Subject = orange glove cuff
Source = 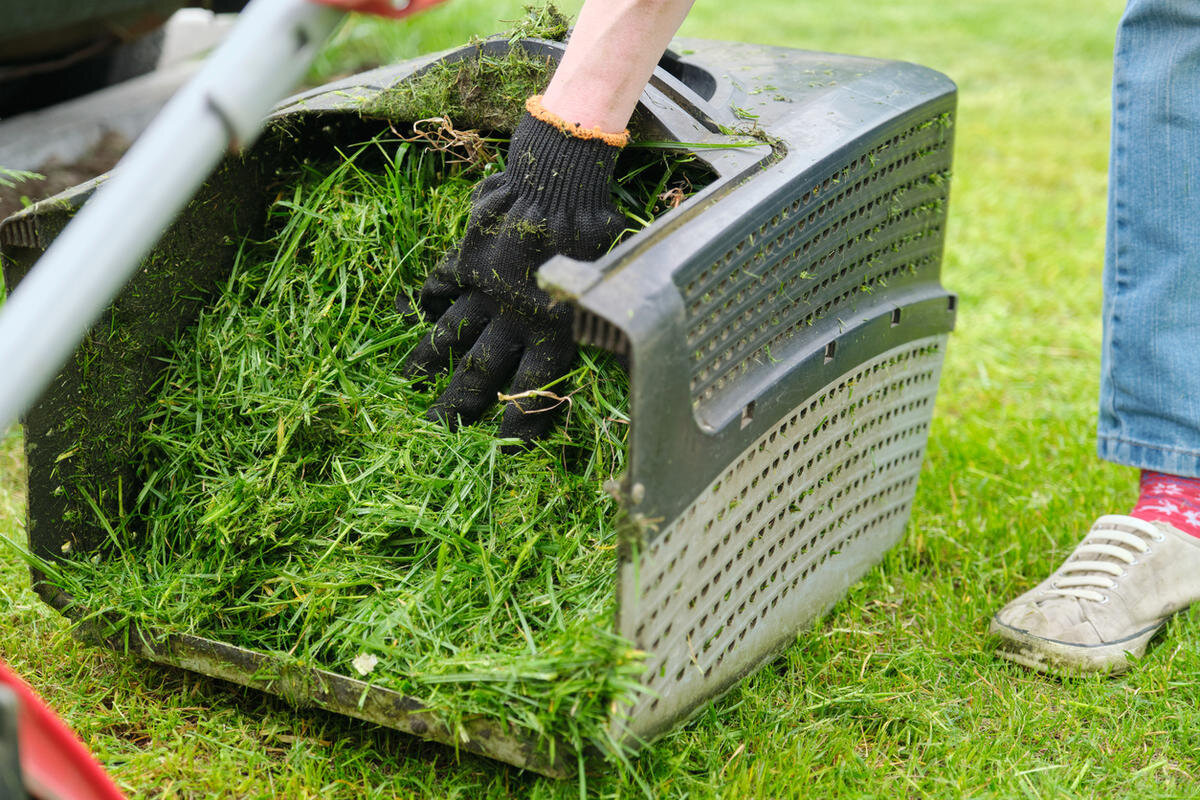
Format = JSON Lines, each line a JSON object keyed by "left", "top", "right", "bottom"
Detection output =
{"left": 525, "top": 95, "right": 631, "bottom": 148}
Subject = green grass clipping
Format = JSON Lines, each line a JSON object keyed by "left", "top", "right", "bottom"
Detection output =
{"left": 49, "top": 132, "right": 708, "bottom": 759}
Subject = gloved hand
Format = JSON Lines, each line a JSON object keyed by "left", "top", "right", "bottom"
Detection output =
{"left": 404, "top": 96, "right": 628, "bottom": 443}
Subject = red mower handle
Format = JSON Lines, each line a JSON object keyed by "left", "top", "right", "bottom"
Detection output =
{"left": 308, "top": 0, "right": 450, "bottom": 18}
{"left": 0, "top": 660, "right": 124, "bottom": 800}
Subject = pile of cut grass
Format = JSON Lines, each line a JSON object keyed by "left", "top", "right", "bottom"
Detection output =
{"left": 44, "top": 134, "right": 708, "bottom": 759}
{"left": 362, "top": 5, "right": 569, "bottom": 133}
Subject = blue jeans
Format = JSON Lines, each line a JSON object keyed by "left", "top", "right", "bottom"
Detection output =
{"left": 1098, "top": 0, "right": 1200, "bottom": 478}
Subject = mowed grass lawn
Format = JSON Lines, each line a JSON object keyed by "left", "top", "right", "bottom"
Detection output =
{"left": 6, "top": 0, "right": 1194, "bottom": 797}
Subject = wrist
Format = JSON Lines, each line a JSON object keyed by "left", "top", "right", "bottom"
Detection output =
{"left": 525, "top": 95, "right": 630, "bottom": 148}
{"left": 506, "top": 103, "right": 624, "bottom": 210}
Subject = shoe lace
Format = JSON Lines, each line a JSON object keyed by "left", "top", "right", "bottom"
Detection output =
{"left": 1045, "top": 515, "right": 1166, "bottom": 603}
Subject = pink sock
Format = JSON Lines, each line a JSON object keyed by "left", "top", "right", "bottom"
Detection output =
{"left": 1130, "top": 470, "right": 1200, "bottom": 538}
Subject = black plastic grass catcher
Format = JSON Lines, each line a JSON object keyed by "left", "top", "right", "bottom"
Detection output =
{"left": 0, "top": 37, "right": 956, "bottom": 777}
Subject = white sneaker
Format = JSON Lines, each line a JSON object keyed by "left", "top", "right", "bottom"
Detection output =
{"left": 990, "top": 515, "right": 1200, "bottom": 675}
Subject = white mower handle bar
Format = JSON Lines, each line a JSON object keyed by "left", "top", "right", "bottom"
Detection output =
{"left": 0, "top": 0, "right": 345, "bottom": 430}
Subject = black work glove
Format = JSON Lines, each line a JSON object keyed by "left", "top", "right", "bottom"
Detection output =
{"left": 404, "top": 104, "right": 627, "bottom": 443}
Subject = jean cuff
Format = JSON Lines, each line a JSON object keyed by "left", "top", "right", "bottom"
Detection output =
{"left": 1097, "top": 435, "right": 1200, "bottom": 479}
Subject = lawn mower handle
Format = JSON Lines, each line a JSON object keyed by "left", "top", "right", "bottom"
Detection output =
{"left": 0, "top": 0, "right": 442, "bottom": 431}
{"left": 0, "top": 659, "right": 125, "bottom": 800}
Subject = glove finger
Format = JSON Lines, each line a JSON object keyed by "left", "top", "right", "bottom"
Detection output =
{"left": 498, "top": 338, "right": 578, "bottom": 444}
{"left": 417, "top": 272, "right": 461, "bottom": 318}
{"left": 403, "top": 292, "right": 491, "bottom": 380}
{"left": 426, "top": 321, "right": 523, "bottom": 430}
{"left": 393, "top": 291, "right": 422, "bottom": 324}
{"left": 417, "top": 251, "right": 464, "bottom": 317}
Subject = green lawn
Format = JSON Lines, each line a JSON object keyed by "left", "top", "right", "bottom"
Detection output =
{"left": 7, "top": 0, "right": 1196, "bottom": 797}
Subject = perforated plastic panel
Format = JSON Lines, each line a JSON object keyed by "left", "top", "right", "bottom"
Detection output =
{"left": 616, "top": 335, "right": 946, "bottom": 740}
{"left": 681, "top": 118, "right": 951, "bottom": 408}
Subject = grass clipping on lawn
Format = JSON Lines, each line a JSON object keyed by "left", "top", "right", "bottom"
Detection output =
{"left": 49, "top": 135, "right": 706, "bottom": 757}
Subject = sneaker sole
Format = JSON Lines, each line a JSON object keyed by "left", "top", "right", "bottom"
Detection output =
{"left": 989, "top": 615, "right": 1164, "bottom": 676}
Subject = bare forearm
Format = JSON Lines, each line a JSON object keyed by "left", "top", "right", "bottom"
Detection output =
{"left": 540, "top": 0, "right": 695, "bottom": 133}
